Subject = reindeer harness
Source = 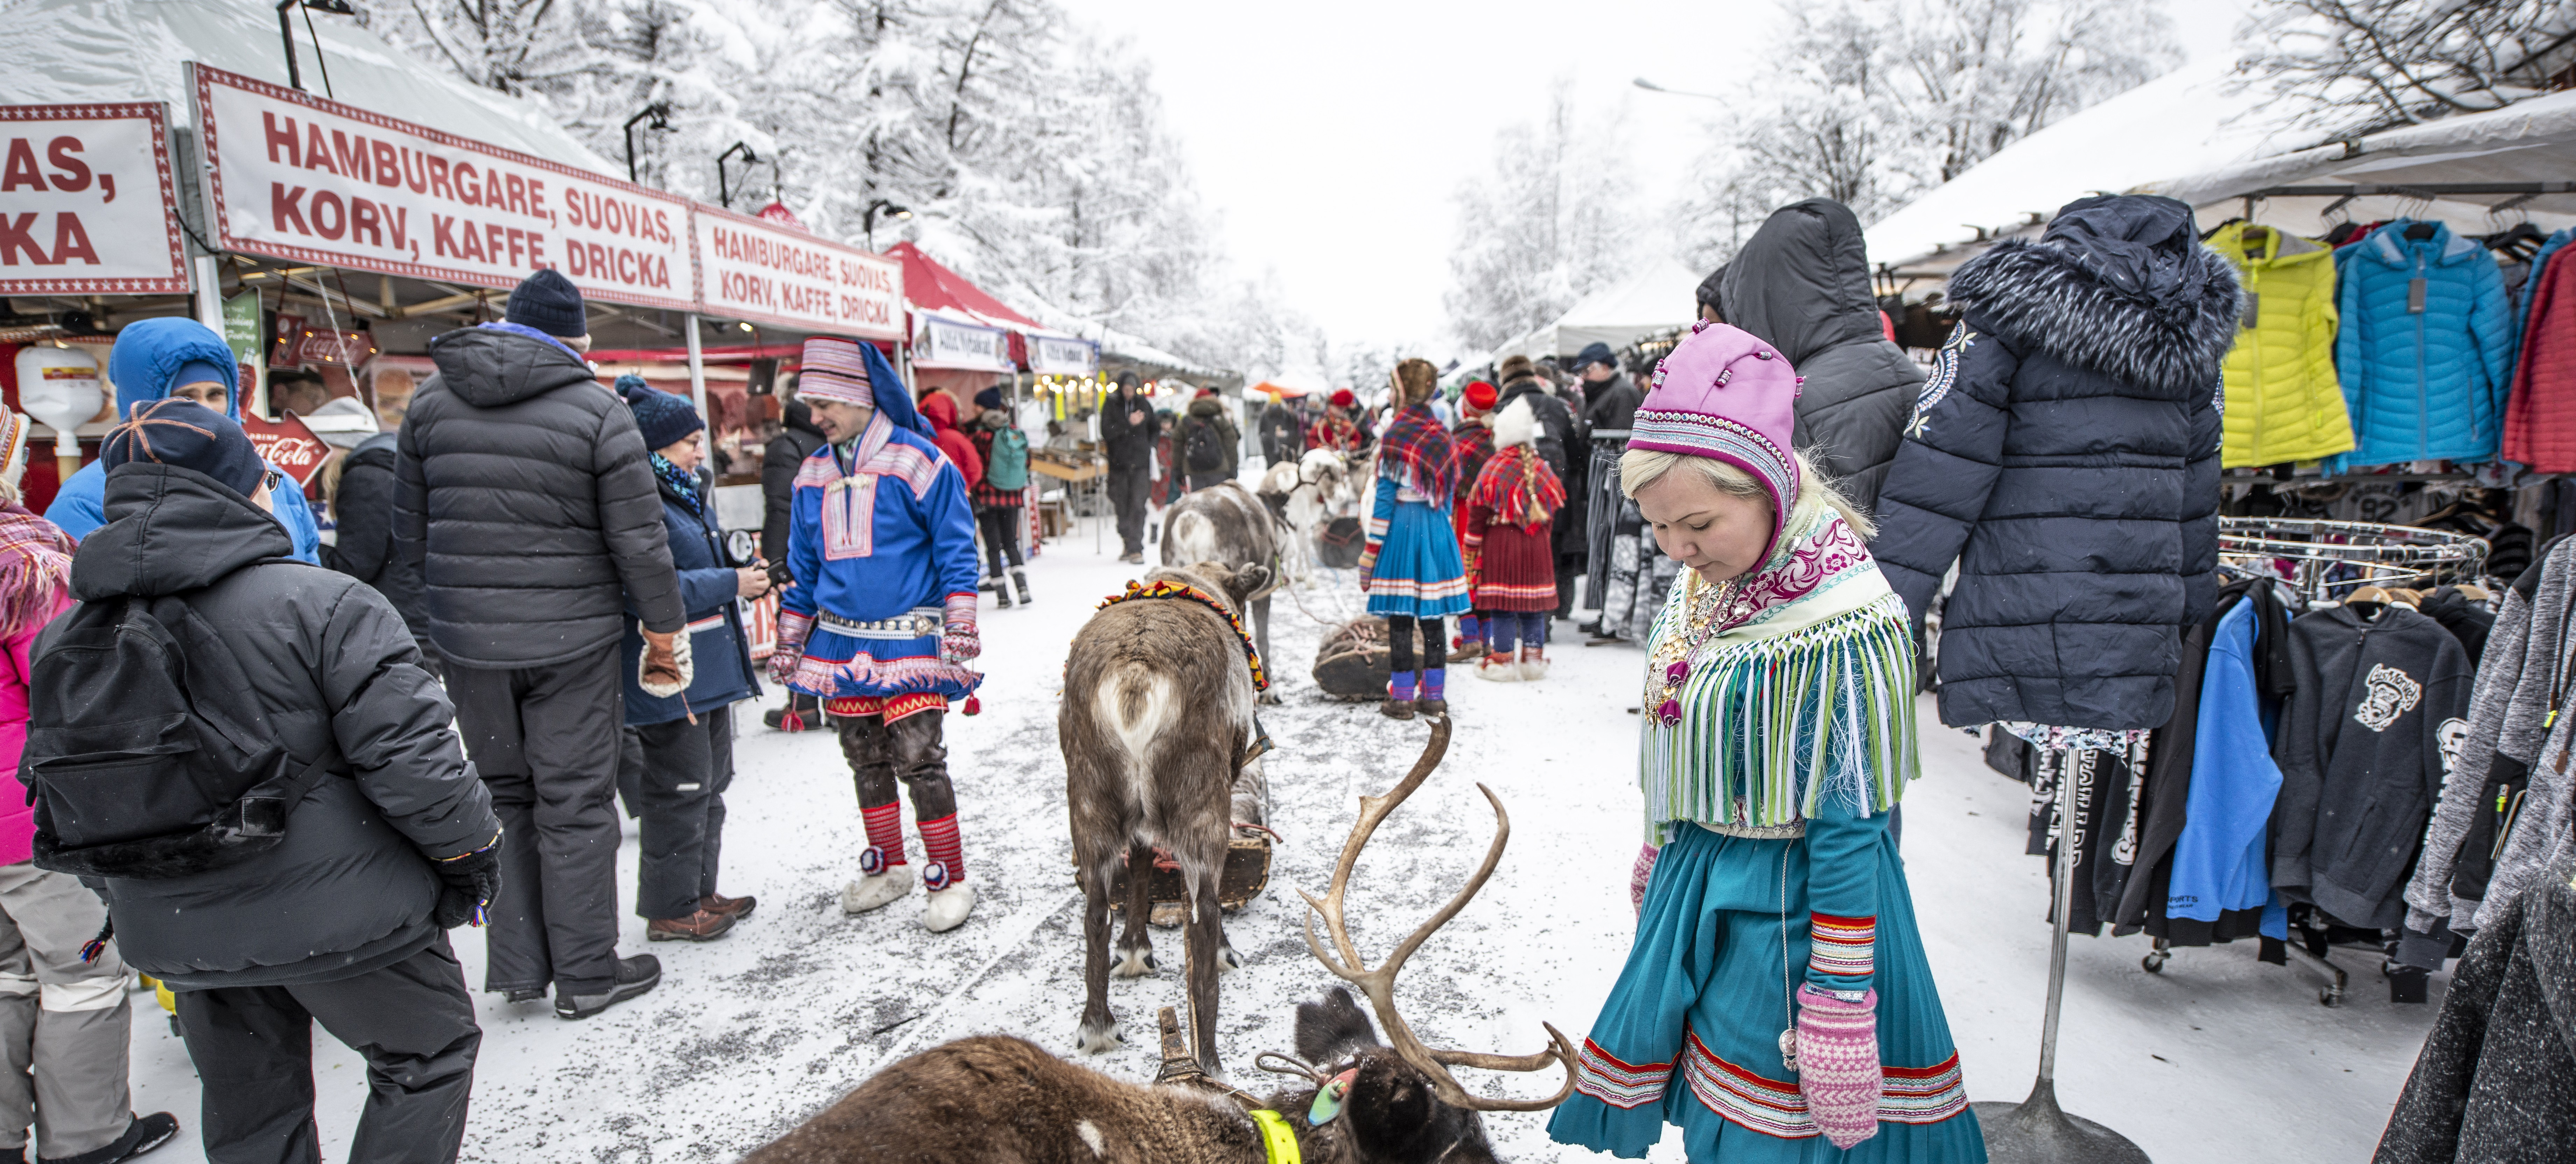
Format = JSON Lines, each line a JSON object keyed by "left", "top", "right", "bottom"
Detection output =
{"left": 1093, "top": 580, "right": 1269, "bottom": 692}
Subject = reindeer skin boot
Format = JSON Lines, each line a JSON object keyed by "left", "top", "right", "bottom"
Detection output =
{"left": 1380, "top": 670, "right": 1417, "bottom": 720}
{"left": 1519, "top": 644, "right": 1551, "bottom": 681}
{"left": 1415, "top": 668, "right": 1448, "bottom": 717}
{"left": 841, "top": 843, "right": 913, "bottom": 914}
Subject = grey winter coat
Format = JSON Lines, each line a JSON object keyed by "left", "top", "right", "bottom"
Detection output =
{"left": 2375, "top": 849, "right": 2576, "bottom": 1164}
{"left": 394, "top": 326, "right": 684, "bottom": 668}
{"left": 1874, "top": 195, "right": 2236, "bottom": 732}
{"left": 323, "top": 431, "right": 428, "bottom": 642}
{"left": 1719, "top": 199, "right": 1918, "bottom": 514}
{"left": 2270, "top": 605, "right": 2472, "bottom": 929}
{"left": 59, "top": 463, "right": 498, "bottom": 988}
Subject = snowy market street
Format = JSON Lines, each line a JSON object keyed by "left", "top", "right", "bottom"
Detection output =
{"left": 123, "top": 536, "right": 2444, "bottom": 1164}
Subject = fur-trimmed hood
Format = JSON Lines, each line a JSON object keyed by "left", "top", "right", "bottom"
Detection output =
{"left": 1945, "top": 195, "right": 2241, "bottom": 395}
{"left": 1492, "top": 396, "right": 1537, "bottom": 450}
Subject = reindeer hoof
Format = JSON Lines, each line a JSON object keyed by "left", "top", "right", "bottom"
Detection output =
{"left": 1258, "top": 689, "right": 1283, "bottom": 706}
{"left": 1217, "top": 946, "right": 1244, "bottom": 974}
{"left": 1075, "top": 1020, "right": 1123, "bottom": 1054}
{"left": 1112, "top": 947, "right": 1157, "bottom": 978}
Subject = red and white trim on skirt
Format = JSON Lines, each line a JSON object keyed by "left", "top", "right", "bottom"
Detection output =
{"left": 824, "top": 692, "right": 949, "bottom": 722}
{"left": 1677, "top": 1026, "right": 1967, "bottom": 1137}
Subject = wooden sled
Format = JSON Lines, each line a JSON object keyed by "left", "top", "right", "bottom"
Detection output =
{"left": 1311, "top": 615, "right": 1431, "bottom": 700}
{"left": 1104, "top": 829, "right": 1277, "bottom": 926}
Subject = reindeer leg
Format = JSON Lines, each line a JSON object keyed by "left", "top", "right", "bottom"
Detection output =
{"left": 1186, "top": 852, "right": 1226, "bottom": 1077}
{"left": 1253, "top": 595, "right": 1280, "bottom": 706}
{"left": 1075, "top": 855, "right": 1120, "bottom": 1054}
{"left": 1113, "top": 840, "right": 1158, "bottom": 977}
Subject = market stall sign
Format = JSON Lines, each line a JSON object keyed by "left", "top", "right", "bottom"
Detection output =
{"left": 692, "top": 203, "right": 902, "bottom": 339}
{"left": 0, "top": 103, "right": 186, "bottom": 295}
{"left": 915, "top": 312, "right": 1011, "bottom": 372}
{"left": 241, "top": 411, "right": 329, "bottom": 486}
{"left": 1029, "top": 334, "right": 1098, "bottom": 376}
{"left": 189, "top": 64, "right": 694, "bottom": 313}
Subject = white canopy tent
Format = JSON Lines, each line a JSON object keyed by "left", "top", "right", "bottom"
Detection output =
{"left": 1863, "top": 57, "right": 2319, "bottom": 279}
{"left": 2138, "top": 89, "right": 2576, "bottom": 239}
{"left": 0, "top": 0, "right": 618, "bottom": 174}
{"left": 1491, "top": 259, "right": 1703, "bottom": 361}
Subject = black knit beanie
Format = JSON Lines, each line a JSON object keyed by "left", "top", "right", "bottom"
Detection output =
{"left": 506, "top": 268, "right": 588, "bottom": 338}
{"left": 618, "top": 375, "right": 704, "bottom": 451}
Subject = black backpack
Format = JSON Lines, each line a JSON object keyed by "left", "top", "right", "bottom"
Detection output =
{"left": 1186, "top": 416, "right": 1226, "bottom": 473}
{"left": 24, "top": 580, "right": 330, "bottom": 879}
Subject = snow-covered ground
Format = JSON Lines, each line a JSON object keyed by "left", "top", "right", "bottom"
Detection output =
{"left": 128, "top": 514, "right": 2446, "bottom": 1163}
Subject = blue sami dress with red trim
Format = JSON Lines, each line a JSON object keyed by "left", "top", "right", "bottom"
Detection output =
{"left": 781, "top": 410, "right": 983, "bottom": 707}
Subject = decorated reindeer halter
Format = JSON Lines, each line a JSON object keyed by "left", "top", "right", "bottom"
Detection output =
{"left": 1095, "top": 579, "right": 1269, "bottom": 692}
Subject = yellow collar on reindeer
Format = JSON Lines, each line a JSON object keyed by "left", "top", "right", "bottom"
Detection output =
{"left": 1094, "top": 579, "right": 1269, "bottom": 691}
{"left": 1248, "top": 1109, "right": 1302, "bottom": 1164}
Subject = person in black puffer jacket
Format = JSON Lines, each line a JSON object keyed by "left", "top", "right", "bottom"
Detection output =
{"left": 1720, "top": 198, "right": 1919, "bottom": 516}
{"left": 394, "top": 270, "right": 681, "bottom": 1016}
{"left": 759, "top": 392, "right": 827, "bottom": 732}
{"left": 48, "top": 401, "right": 499, "bottom": 1163}
{"left": 326, "top": 430, "right": 435, "bottom": 672}
{"left": 1874, "top": 194, "right": 2236, "bottom": 732}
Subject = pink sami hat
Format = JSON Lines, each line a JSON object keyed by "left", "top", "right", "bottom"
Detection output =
{"left": 798, "top": 337, "right": 875, "bottom": 408}
{"left": 1628, "top": 320, "right": 1803, "bottom": 560}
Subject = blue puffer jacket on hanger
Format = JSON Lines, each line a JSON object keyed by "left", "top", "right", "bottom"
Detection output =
{"left": 2328, "top": 220, "right": 2518, "bottom": 470}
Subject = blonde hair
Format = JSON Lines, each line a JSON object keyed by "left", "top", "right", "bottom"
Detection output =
{"left": 1617, "top": 447, "right": 1876, "bottom": 540}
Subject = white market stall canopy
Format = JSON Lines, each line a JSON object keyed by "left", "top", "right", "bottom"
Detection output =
{"left": 1864, "top": 57, "right": 2323, "bottom": 278}
{"left": 0, "top": 0, "right": 617, "bottom": 174}
{"left": 2139, "top": 88, "right": 2576, "bottom": 240}
{"left": 1493, "top": 258, "right": 1701, "bottom": 361}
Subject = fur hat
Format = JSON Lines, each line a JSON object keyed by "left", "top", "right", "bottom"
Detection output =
{"left": 1629, "top": 320, "right": 1802, "bottom": 559}
{"left": 1497, "top": 353, "right": 1536, "bottom": 383}
{"left": 1492, "top": 396, "right": 1537, "bottom": 450}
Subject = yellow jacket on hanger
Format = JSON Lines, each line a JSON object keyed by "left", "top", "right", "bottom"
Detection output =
{"left": 2211, "top": 222, "right": 2353, "bottom": 467}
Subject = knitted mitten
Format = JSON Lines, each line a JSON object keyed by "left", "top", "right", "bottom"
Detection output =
{"left": 1793, "top": 985, "right": 1880, "bottom": 1149}
{"left": 1629, "top": 843, "right": 1659, "bottom": 914}
{"left": 941, "top": 593, "right": 981, "bottom": 662}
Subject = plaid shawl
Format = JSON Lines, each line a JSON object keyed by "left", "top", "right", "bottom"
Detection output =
{"left": 1468, "top": 445, "right": 1565, "bottom": 533}
{"left": 0, "top": 504, "right": 73, "bottom": 640}
{"left": 1376, "top": 403, "right": 1457, "bottom": 500}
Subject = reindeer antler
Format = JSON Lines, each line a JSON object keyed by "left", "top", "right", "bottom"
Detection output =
{"left": 1298, "top": 717, "right": 1579, "bottom": 1113}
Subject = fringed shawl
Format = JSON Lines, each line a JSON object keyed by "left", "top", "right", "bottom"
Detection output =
{"left": 0, "top": 505, "right": 73, "bottom": 641}
{"left": 1638, "top": 499, "right": 1919, "bottom": 839}
{"left": 1468, "top": 445, "right": 1565, "bottom": 533}
{"left": 1376, "top": 403, "right": 1457, "bottom": 499}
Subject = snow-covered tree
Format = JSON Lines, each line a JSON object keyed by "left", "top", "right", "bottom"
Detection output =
{"left": 1442, "top": 83, "right": 1648, "bottom": 353}
{"left": 2236, "top": 0, "right": 2576, "bottom": 136}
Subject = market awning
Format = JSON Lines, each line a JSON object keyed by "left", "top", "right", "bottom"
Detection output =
{"left": 2138, "top": 88, "right": 2576, "bottom": 239}
{"left": 1492, "top": 259, "right": 1702, "bottom": 361}
{"left": 884, "top": 241, "right": 1097, "bottom": 373}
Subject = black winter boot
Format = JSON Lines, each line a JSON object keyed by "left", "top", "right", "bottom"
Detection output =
{"left": 39, "top": 1112, "right": 178, "bottom": 1164}
{"left": 1012, "top": 569, "right": 1032, "bottom": 605}
{"left": 555, "top": 955, "right": 661, "bottom": 1019}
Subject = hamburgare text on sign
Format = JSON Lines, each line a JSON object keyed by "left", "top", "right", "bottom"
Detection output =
{"left": 189, "top": 64, "right": 693, "bottom": 313}
{"left": 691, "top": 202, "right": 904, "bottom": 340}
{"left": 0, "top": 103, "right": 187, "bottom": 296}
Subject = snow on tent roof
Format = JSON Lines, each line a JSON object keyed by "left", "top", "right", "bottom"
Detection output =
{"left": 884, "top": 241, "right": 1076, "bottom": 338}
{"left": 2138, "top": 87, "right": 2576, "bottom": 238}
{"left": 1492, "top": 258, "right": 1702, "bottom": 361}
{"left": 0, "top": 0, "right": 616, "bottom": 175}
{"left": 1864, "top": 57, "right": 2314, "bottom": 276}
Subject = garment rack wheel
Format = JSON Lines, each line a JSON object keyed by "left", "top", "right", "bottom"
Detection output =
{"left": 2283, "top": 941, "right": 2348, "bottom": 1007}
{"left": 2141, "top": 937, "right": 2170, "bottom": 974}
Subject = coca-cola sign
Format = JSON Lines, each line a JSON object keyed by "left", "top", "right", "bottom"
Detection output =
{"left": 190, "top": 64, "right": 692, "bottom": 312}
{"left": 241, "top": 411, "right": 330, "bottom": 486}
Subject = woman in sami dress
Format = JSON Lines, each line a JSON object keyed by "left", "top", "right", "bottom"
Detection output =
{"left": 1548, "top": 322, "right": 1986, "bottom": 1163}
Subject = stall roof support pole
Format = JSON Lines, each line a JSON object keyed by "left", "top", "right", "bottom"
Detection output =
{"left": 191, "top": 255, "right": 225, "bottom": 336}
{"left": 684, "top": 313, "right": 710, "bottom": 430}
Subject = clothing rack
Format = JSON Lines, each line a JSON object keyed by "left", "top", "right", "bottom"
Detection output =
{"left": 2217, "top": 516, "right": 2489, "bottom": 607}
{"left": 2145, "top": 518, "right": 2489, "bottom": 1005}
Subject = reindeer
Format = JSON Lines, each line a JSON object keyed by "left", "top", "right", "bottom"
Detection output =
{"left": 1060, "top": 559, "right": 1274, "bottom": 1072}
{"left": 740, "top": 718, "right": 1576, "bottom": 1164}
{"left": 1256, "top": 448, "right": 1354, "bottom": 586}
{"left": 1162, "top": 483, "right": 1284, "bottom": 704}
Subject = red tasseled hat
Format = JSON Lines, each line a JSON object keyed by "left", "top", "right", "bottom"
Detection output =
{"left": 1461, "top": 380, "right": 1499, "bottom": 413}
{"left": 1329, "top": 388, "right": 1357, "bottom": 409}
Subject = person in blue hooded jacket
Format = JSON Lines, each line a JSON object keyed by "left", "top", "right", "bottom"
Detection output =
{"left": 46, "top": 317, "right": 321, "bottom": 562}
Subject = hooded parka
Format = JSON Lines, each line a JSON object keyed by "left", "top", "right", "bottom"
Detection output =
{"left": 2331, "top": 220, "right": 2518, "bottom": 469}
{"left": 55, "top": 464, "right": 498, "bottom": 988}
{"left": 2207, "top": 223, "right": 2354, "bottom": 467}
{"left": 761, "top": 400, "right": 828, "bottom": 566}
{"left": 1874, "top": 195, "right": 2236, "bottom": 732}
{"left": 394, "top": 325, "right": 684, "bottom": 668}
{"left": 1719, "top": 198, "right": 1920, "bottom": 513}
{"left": 324, "top": 431, "right": 430, "bottom": 643}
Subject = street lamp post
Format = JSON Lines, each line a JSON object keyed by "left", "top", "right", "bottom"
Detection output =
{"left": 716, "top": 142, "right": 760, "bottom": 209}
{"left": 863, "top": 199, "right": 913, "bottom": 248}
{"left": 1632, "top": 77, "right": 1727, "bottom": 102}
{"left": 623, "top": 103, "right": 672, "bottom": 185}
{"left": 275, "top": 0, "right": 355, "bottom": 94}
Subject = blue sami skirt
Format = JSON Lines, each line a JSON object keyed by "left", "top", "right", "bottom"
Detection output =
{"left": 1549, "top": 823, "right": 1986, "bottom": 1163}
{"left": 785, "top": 608, "right": 983, "bottom": 702}
{"left": 1365, "top": 498, "right": 1471, "bottom": 619}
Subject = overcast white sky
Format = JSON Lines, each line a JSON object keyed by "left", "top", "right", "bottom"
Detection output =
{"left": 1059, "top": 0, "right": 2253, "bottom": 356}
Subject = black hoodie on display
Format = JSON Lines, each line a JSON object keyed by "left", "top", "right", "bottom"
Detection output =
{"left": 1720, "top": 198, "right": 1921, "bottom": 513}
{"left": 2272, "top": 604, "right": 2473, "bottom": 929}
{"left": 395, "top": 327, "right": 683, "bottom": 669}
{"left": 762, "top": 399, "right": 828, "bottom": 566}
